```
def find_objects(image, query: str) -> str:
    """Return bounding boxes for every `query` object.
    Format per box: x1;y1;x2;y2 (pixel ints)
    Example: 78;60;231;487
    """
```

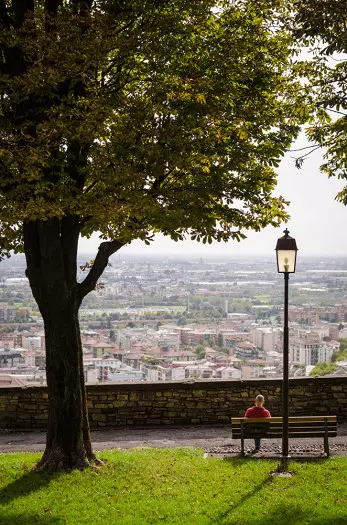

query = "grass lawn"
0;449;347;525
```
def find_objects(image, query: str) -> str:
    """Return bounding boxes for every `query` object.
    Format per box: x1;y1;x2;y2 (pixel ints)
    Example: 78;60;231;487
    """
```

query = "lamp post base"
271;470;293;478
279;455;291;472
270;456;293;477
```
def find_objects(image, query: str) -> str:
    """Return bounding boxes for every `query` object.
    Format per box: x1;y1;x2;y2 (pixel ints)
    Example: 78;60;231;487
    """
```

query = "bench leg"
241;420;245;456
324;418;329;457
241;435;245;456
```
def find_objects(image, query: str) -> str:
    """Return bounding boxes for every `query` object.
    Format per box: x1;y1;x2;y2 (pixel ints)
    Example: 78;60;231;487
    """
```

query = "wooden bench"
231;416;337;456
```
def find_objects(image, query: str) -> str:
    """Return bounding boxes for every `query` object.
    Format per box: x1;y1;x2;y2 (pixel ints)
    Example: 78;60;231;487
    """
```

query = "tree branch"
12;0;34;27
83;180;98;194
291;145;322;169
0;0;11;28
23;221;42;287
326;108;347;116
289;144;320;152
45;0;63;16
150;167;175;193
77;239;124;302
61;215;81;290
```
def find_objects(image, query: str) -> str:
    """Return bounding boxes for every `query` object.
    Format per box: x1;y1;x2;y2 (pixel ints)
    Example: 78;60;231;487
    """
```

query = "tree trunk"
37;304;91;471
24;218;93;472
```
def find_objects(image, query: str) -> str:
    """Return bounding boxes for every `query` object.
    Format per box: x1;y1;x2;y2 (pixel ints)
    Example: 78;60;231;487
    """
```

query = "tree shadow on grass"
216;504;347;525
216;470;273;520
0;469;62;505
213;459;347;525
0;510;63;525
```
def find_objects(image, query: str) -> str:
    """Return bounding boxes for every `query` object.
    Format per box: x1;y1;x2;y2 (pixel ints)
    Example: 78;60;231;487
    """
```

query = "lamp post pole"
281;271;290;471
275;228;298;473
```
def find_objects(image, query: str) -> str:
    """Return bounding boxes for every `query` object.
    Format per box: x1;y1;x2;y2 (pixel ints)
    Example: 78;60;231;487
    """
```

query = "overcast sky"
78;132;347;258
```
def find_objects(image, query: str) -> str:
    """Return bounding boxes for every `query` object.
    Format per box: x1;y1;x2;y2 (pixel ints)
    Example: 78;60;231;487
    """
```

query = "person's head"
255;394;265;407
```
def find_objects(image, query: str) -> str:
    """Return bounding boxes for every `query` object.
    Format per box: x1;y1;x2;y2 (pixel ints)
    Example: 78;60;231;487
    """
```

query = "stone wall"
0;377;346;430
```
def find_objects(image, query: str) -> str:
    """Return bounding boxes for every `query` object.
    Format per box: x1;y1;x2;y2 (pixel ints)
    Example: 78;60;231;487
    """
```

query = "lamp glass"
276;249;297;273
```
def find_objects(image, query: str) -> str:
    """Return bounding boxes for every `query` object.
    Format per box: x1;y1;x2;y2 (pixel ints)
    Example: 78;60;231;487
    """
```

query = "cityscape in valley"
1;253;347;386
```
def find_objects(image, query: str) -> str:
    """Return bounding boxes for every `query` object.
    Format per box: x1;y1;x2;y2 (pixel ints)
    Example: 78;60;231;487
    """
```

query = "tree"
14;308;29;323
217;333;224;347
0;0;304;471
194;345;206;359
292;1;347;201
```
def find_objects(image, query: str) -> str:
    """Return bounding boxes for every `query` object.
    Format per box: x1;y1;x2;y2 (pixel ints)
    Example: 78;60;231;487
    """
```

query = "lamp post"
275;228;298;472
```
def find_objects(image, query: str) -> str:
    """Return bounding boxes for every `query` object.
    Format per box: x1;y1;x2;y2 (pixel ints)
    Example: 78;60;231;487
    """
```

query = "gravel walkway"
1;425;347;457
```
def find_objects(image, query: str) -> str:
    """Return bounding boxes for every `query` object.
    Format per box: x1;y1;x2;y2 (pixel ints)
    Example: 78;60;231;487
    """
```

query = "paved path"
0;426;230;453
1;425;347;457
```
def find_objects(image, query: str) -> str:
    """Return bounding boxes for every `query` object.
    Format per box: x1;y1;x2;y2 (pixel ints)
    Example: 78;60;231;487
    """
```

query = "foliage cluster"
331;338;347;363
309;361;337;377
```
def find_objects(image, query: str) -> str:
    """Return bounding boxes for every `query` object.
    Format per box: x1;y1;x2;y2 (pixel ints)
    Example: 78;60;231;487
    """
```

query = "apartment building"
179;328;216;346
289;331;334;366
234;341;258;359
0;306;13;322
252;326;283;354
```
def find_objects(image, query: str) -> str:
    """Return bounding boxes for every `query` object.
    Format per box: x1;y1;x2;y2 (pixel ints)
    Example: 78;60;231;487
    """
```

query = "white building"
219;366;241;380
155;329;180;350
27;336;41;350
84;357;144;382
252;326;283;353
289;331;334;366
171;367;186;380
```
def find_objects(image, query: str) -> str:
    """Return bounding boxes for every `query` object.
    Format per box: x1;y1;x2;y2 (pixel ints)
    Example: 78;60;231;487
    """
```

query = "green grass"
1;449;347;524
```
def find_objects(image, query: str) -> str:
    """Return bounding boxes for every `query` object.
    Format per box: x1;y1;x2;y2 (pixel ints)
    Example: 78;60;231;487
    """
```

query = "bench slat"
232;431;337;439
232;427;337;435
231;416;337;423
232;422;337;428
232;425;337;432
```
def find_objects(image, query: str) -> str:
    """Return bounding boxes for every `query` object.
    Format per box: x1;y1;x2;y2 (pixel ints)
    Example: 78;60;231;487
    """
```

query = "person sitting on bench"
244;394;271;453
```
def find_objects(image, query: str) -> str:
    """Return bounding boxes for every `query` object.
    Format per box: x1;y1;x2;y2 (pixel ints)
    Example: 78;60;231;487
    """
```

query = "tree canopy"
1;0;304;267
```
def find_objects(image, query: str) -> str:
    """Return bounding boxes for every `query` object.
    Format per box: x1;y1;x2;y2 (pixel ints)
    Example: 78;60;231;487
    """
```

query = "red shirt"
244;406;271;418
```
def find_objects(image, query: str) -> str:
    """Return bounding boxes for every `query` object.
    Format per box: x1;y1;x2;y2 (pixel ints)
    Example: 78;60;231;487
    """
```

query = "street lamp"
275;228;298;472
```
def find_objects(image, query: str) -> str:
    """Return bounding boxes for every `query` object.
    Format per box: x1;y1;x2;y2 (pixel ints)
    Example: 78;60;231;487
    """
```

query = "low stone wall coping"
0;377;346;430
0;375;346;395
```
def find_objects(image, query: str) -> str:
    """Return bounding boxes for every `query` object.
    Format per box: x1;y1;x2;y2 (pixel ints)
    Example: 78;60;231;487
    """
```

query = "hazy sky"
78;132;347;258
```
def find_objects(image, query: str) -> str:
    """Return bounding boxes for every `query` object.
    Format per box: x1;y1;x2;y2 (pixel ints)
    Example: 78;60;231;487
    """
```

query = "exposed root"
36;446;90;473
93;457;107;466
84;439;94;461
